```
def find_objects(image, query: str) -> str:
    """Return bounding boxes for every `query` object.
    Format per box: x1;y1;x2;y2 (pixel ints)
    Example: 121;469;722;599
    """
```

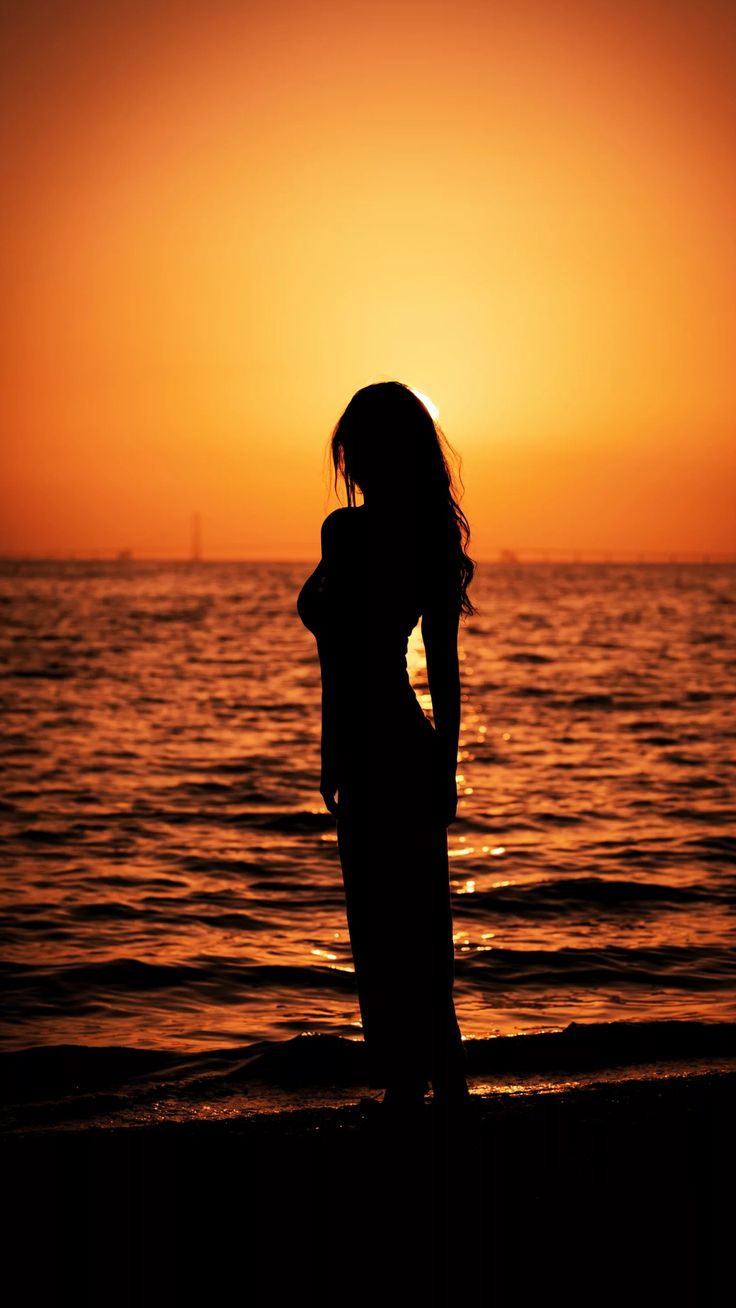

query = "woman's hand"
320;748;340;818
438;770;458;827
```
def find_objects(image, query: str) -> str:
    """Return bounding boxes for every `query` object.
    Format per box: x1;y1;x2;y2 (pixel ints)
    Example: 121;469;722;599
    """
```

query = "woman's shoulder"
321;506;359;528
321;506;352;529
320;506;362;552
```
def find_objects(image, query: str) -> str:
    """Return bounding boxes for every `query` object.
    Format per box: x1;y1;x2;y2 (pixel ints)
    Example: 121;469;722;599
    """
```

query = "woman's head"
328;381;477;618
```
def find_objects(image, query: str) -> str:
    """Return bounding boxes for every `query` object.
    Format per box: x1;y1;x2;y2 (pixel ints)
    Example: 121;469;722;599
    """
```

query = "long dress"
296;506;466;1091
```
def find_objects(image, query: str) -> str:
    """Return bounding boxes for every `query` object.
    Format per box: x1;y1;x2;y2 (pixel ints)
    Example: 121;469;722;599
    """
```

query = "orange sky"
1;0;734;559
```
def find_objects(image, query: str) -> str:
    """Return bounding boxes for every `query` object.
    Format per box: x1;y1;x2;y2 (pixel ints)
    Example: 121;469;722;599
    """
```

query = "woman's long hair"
327;381;478;619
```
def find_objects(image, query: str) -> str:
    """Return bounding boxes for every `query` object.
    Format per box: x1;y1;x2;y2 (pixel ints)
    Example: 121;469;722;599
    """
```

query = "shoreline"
2;1051;736;1133
2;1016;736;1133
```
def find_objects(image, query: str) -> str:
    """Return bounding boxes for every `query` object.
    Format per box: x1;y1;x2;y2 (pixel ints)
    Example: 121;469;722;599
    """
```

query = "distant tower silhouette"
191;513;202;562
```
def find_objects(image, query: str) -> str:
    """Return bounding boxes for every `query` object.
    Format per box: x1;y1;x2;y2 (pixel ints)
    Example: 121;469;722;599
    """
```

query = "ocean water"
1;558;735;1120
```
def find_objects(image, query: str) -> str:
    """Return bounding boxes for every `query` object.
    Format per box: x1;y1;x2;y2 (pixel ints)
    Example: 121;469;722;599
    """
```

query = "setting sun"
409;388;440;422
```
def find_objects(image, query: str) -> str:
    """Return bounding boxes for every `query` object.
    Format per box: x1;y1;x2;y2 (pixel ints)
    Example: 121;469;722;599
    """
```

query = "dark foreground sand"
3;1070;733;1307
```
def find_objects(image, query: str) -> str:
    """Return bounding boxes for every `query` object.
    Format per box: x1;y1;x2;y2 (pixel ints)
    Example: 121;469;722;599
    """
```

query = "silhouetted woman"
296;381;477;1116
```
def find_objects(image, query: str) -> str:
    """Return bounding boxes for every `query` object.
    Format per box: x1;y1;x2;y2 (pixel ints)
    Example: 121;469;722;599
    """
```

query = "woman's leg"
337;792;416;1090
335;731;467;1097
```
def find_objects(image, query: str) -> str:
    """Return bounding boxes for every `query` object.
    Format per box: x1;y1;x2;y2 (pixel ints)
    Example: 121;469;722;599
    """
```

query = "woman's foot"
430;1070;474;1115
380;1078;428;1119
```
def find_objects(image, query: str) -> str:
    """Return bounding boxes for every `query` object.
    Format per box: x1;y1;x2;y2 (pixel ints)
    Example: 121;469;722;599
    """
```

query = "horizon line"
2;549;735;564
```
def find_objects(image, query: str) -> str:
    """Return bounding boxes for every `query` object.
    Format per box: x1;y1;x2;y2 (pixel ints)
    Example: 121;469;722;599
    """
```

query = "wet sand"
3;1069;733;1306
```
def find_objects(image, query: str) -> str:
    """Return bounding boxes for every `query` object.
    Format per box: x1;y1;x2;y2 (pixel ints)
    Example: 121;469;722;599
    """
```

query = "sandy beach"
3;1068;733;1307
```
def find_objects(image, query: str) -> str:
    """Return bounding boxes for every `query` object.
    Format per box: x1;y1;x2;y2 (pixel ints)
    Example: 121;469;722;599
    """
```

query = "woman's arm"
316;511;346;816
316;625;340;816
421;590;461;826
